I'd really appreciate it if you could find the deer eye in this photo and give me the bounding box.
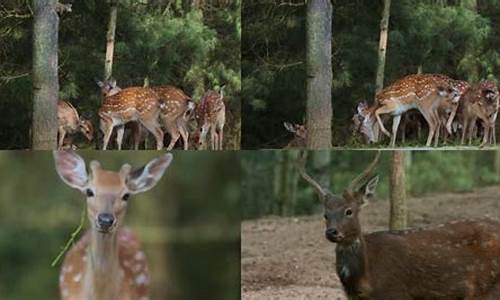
[86,189,94,197]
[122,193,130,201]
[345,208,353,216]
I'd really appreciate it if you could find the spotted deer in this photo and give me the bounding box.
[358,74,460,147]
[54,151,173,300]
[459,80,499,147]
[297,152,500,299]
[283,122,306,148]
[195,87,226,150]
[58,100,94,150]
[96,80,164,150]
[152,86,195,150]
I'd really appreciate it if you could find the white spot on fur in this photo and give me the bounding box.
[73,273,82,282]
[135,251,145,261]
[135,273,149,286]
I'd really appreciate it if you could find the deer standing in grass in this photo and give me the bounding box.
[97,80,164,150]
[357,74,460,147]
[58,100,94,150]
[54,151,172,300]
[298,152,500,299]
[195,88,226,150]
[283,122,306,148]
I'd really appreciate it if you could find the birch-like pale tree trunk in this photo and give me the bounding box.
[104,0,118,80]
[375,0,391,95]
[390,150,407,230]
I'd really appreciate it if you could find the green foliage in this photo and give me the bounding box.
[241,150,500,219]
[243,0,500,148]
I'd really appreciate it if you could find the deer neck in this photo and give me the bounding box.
[335,237,370,297]
[84,228,121,300]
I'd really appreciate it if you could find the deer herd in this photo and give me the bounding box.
[298,152,500,299]
[285,74,499,148]
[57,79,226,150]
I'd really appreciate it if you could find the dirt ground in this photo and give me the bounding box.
[241,186,500,299]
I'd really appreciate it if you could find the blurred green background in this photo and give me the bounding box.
[242,150,500,219]
[0,151,240,300]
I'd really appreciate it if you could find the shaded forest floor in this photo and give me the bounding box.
[241,185,500,299]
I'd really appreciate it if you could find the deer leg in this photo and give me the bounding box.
[177,119,189,150]
[116,125,125,150]
[375,106,392,138]
[419,110,435,147]
[480,119,490,148]
[140,119,164,150]
[468,118,477,145]
[390,115,401,147]
[101,121,114,150]
[218,124,224,150]
[58,128,66,150]
[461,117,469,145]
[433,111,441,147]
[210,126,217,150]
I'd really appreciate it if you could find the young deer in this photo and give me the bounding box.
[58,100,94,150]
[195,87,226,150]
[152,85,195,150]
[283,122,306,148]
[97,79,164,150]
[54,151,173,300]
[459,80,499,147]
[358,74,460,147]
[298,152,500,299]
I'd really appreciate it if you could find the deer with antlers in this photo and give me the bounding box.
[283,122,306,148]
[54,151,172,300]
[195,87,226,150]
[357,74,460,147]
[58,100,94,150]
[96,79,164,150]
[297,152,500,299]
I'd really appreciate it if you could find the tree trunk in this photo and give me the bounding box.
[306,0,332,149]
[375,0,391,95]
[312,151,331,191]
[32,0,59,150]
[390,150,407,230]
[104,0,118,80]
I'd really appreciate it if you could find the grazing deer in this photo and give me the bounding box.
[459,80,499,147]
[283,122,306,148]
[58,100,94,150]
[195,87,226,150]
[298,152,500,300]
[97,79,164,150]
[358,74,460,147]
[54,151,173,300]
[152,86,195,150]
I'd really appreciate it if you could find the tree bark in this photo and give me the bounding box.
[306,0,332,149]
[390,150,407,230]
[104,0,118,80]
[375,0,391,95]
[32,0,59,149]
[312,151,331,191]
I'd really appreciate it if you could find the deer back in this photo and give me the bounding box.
[58,100,81,131]
[152,85,193,120]
[99,87,161,121]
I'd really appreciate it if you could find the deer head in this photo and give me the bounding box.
[355,102,379,143]
[53,151,172,234]
[298,152,380,244]
[283,122,307,140]
[96,79,122,97]
[79,119,94,141]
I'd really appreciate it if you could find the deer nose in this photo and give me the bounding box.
[326,228,338,238]
[97,213,115,230]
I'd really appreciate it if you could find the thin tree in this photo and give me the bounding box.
[375,0,391,95]
[390,150,407,230]
[32,0,59,149]
[306,0,332,149]
[104,0,118,80]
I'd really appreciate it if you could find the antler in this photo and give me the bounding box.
[296,151,327,200]
[347,151,381,192]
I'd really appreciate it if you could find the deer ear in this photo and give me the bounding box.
[96,80,104,88]
[109,78,117,88]
[53,151,89,191]
[126,154,173,194]
[283,122,295,133]
[359,175,379,206]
